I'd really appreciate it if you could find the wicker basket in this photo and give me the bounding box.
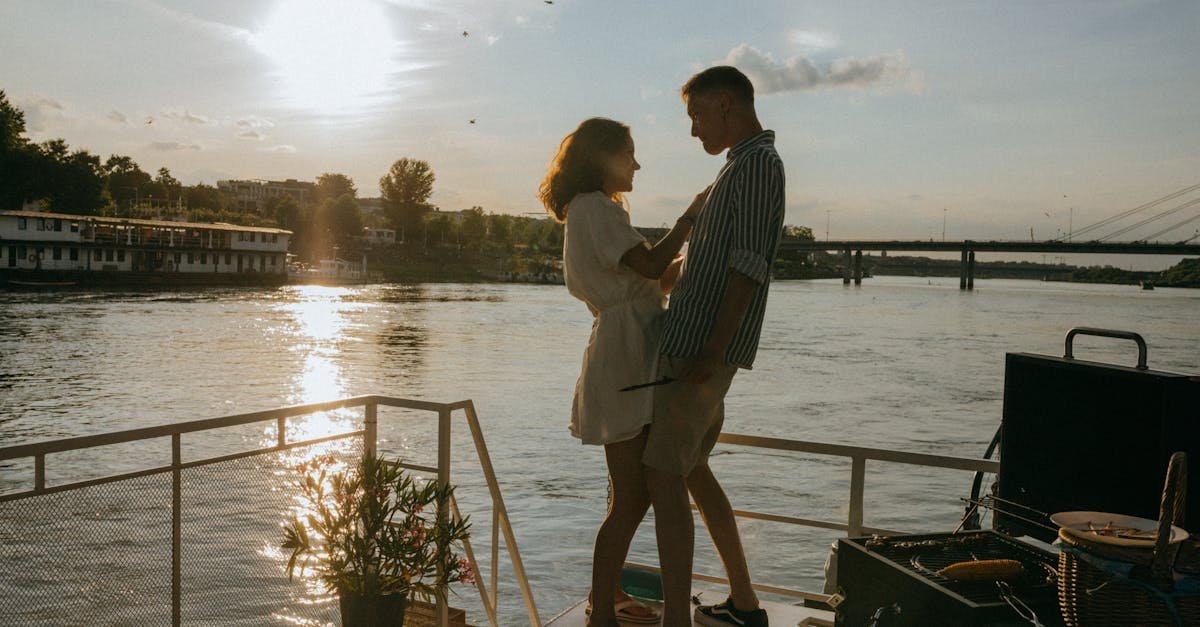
[1057,452,1200,626]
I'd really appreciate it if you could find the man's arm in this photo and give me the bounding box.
[680,269,758,383]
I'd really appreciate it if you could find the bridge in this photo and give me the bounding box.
[777,239,1200,289]
[778,182,1200,289]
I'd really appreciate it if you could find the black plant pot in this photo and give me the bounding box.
[338,592,408,626]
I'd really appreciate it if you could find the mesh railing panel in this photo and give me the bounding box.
[0,474,174,625]
[0,438,361,626]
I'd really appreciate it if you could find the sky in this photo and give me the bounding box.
[2,0,1199,269]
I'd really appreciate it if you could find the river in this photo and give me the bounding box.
[1,277,1197,624]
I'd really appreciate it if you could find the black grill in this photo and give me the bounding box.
[835,531,1063,626]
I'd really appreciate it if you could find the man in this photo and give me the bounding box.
[643,65,785,627]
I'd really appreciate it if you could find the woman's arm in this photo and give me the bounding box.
[620,187,708,279]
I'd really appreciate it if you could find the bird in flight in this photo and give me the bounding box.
[462,30,469,37]
[469,119,476,124]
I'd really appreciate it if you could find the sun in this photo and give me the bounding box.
[253,0,397,114]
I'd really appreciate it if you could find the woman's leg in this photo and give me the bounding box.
[588,430,651,626]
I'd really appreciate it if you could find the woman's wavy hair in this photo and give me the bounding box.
[538,117,631,223]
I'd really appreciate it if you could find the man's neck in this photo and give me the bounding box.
[725,114,763,150]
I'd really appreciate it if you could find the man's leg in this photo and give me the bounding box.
[645,465,694,627]
[687,461,760,612]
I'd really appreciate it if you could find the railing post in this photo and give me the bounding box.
[172,433,182,627]
[436,407,452,627]
[364,399,377,457]
[34,454,45,492]
[848,457,866,538]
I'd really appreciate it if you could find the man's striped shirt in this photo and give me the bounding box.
[660,130,785,369]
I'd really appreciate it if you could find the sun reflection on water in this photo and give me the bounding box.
[270,286,368,463]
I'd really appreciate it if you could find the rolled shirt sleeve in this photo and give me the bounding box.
[727,156,785,284]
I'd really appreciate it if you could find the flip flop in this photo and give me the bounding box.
[585,597,662,624]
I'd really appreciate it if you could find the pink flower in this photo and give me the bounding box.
[457,557,476,585]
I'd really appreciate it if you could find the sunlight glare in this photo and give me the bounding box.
[254,0,397,113]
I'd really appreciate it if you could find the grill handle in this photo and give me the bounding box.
[1063,327,1148,370]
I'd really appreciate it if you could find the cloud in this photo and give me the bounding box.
[162,108,212,125]
[486,35,501,46]
[261,144,297,154]
[149,141,202,151]
[236,116,274,129]
[106,110,129,124]
[117,0,252,44]
[788,30,839,51]
[723,44,922,94]
[16,95,69,132]
[236,130,266,141]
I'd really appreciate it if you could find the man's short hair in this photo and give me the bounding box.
[681,66,754,105]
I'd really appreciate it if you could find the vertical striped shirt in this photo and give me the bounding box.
[660,130,785,369]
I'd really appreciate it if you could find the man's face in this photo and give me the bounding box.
[686,91,729,155]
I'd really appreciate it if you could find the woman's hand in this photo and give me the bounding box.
[660,254,684,295]
[682,185,711,221]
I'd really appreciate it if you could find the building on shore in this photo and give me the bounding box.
[217,178,314,214]
[1,210,291,287]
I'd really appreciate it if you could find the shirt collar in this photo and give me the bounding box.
[726,130,774,161]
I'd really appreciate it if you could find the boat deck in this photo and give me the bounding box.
[546,589,834,627]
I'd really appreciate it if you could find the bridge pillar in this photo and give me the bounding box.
[967,251,976,290]
[843,248,851,284]
[959,250,968,290]
[853,250,863,285]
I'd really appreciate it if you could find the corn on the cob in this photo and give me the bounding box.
[936,559,1024,581]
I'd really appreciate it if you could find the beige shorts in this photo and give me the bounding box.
[642,354,738,477]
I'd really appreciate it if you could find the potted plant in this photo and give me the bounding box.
[282,451,473,626]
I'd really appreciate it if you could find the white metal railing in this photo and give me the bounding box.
[625,431,1001,605]
[0,395,540,627]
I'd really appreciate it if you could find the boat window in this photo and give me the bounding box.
[105,250,114,262]
[187,253,194,264]
[117,250,125,262]
[70,248,78,261]
[94,250,102,261]
[53,247,62,260]
[18,217,27,230]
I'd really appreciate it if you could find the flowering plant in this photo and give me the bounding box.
[281,451,474,604]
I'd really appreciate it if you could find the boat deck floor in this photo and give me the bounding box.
[546,589,834,627]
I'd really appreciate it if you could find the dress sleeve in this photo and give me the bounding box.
[587,198,648,273]
[728,153,785,284]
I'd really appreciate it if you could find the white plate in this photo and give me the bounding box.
[1050,511,1189,547]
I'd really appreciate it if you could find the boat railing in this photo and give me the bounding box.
[0,395,540,627]
[624,431,1001,605]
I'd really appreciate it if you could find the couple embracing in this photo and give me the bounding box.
[538,66,786,627]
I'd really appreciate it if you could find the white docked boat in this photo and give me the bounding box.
[0,210,291,288]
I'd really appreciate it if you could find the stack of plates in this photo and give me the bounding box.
[1050,511,1189,547]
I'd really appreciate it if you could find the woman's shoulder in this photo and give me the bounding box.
[569,191,622,214]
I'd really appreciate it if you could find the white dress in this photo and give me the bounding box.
[564,192,665,445]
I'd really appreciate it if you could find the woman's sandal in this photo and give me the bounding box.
[585,595,661,624]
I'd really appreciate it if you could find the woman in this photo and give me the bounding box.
[538,117,707,626]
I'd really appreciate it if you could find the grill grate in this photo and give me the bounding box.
[863,532,1057,605]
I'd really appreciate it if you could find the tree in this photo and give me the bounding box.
[314,173,357,205]
[104,155,153,209]
[156,167,182,205]
[0,90,26,152]
[380,158,435,233]
[460,207,487,246]
[0,91,40,209]
[33,139,107,214]
[183,183,227,213]
[782,224,815,241]
[312,193,363,249]
[264,194,301,230]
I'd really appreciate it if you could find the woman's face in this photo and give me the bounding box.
[602,136,640,195]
